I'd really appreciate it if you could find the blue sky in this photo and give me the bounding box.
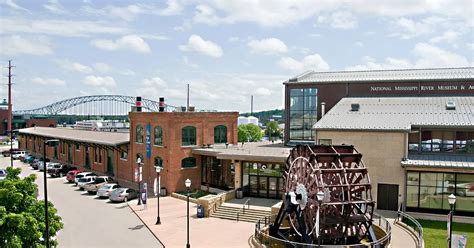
[0,0,472,112]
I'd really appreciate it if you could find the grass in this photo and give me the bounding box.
[418,219,474,248]
[176,190,215,199]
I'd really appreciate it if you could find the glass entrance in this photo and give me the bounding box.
[242,162,284,199]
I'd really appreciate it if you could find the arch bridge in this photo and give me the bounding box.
[13,95,177,116]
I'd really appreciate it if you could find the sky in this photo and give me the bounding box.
[0,0,473,113]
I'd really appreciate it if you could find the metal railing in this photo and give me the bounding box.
[236,198,250,222]
[395,210,424,248]
[254,213,392,247]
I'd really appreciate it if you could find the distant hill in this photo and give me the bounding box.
[240,109,284,125]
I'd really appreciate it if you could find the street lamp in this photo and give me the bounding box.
[8,130,15,168]
[137,157,143,205]
[155,166,163,225]
[185,178,191,248]
[316,191,324,247]
[448,194,457,248]
[43,139,59,248]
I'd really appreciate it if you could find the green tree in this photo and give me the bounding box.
[0,167,63,247]
[264,121,281,140]
[238,124,263,142]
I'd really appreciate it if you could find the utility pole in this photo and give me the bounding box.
[251,95,253,115]
[186,84,190,111]
[7,61,14,167]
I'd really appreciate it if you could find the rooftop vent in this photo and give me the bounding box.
[351,103,360,111]
[446,101,456,110]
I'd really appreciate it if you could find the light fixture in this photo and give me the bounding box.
[155,166,162,173]
[317,191,324,202]
[448,194,457,205]
[137,157,142,164]
[185,178,191,188]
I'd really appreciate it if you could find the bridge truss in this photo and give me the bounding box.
[13,95,177,116]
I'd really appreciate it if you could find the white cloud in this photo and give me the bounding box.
[82,1,182,21]
[468,43,474,50]
[1,0,28,11]
[0,35,53,56]
[57,60,93,73]
[248,38,288,55]
[32,77,66,86]
[179,35,223,58]
[255,87,271,96]
[413,42,470,68]
[345,56,412,71]
[390,17,432,39]
[158,0,183,16]
[143,77,167,87]
[278,54,330,73]
[43,0,67,14]
[355,41,364,47]
[0,17,127,37]
[317,11,358,29]
[93,63,111,73]
[429,30,459,44]
[83,75,116,87]
[91,35,151,53]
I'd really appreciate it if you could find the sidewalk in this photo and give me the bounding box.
[128,196,255,248]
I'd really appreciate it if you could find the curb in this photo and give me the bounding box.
[127,202,166,248]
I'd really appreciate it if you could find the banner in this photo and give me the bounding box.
[451,234,467,248]
[146,123,151,159]
[142,182,147,205]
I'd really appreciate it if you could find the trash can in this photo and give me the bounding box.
[236,189,243,199]
[160,187,167,196]
[197,205,204,218]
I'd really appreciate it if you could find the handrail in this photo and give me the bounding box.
[396,210,424,248]
[236,198,250,222]
[254,213,392,247]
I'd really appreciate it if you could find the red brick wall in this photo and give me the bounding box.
[25,119,57,128]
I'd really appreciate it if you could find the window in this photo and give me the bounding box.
[318,139,332,145]
[154,126,163,146]
[408,132,419,152]
[289,87,318,141]
[182,126,196,146]
[136,153,144,164]
[154,157,163,168]
[120,151,128,160]
[75,143,80,150]
[456,132,474,153]
[214,125,227,143]
[136,125,144,143]
[181,157,196,168]
[98,148,102,163]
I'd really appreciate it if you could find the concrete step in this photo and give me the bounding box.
[211,205,270,223]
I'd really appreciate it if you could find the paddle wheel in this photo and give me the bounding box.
[270,144,376,245]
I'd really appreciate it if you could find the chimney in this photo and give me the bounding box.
[188,106,195,112]
[351,103,360,111]
[446,101,456,110]
[321,102,326,116]
[159,97,165,112]
[135,96,142,112]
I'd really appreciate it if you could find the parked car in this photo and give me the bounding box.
[0,169,6,181]
[109,188,137,202]
[74,172,97,185]
[33,159,50,170]
[2,148,20,157]
[77,175,97,190]
[456,183,474,197]
[21,155,35,163]
[48,164,76,177]
[66,170,83,183]
[84,176,114,194]
[11,151,27,160]
[39,161,56,172]
[97,183,121,198]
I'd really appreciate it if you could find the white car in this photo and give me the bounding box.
[74,172,96,185]
[0,169,6,180]
[77,176,97,190]
[39,162,57,172]
[11,151,26,160]
[97,183,121,198]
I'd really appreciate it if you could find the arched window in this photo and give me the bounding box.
[136,153,144,163]
[154,157,163,168]
[154,126,163,146]
[136,125,144,143]
[214,125,227,143]
[182,126,196,146]
[181,157,196,168]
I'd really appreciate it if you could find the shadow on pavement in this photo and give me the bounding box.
[128,225,144,230]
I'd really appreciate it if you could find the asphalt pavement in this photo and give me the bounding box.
[0,147,162,248]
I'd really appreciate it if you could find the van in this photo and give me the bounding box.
[11,151,26,160]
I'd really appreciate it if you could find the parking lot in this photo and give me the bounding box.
[0,147,162,248]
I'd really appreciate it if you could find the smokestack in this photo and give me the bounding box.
[135,96,142,112]
[251,95,253,115]
[159,97,165,112]
[321,102,326,116]
[187,84,190,112]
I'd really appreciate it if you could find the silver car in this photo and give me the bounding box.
[97,183,121,198]
[74,172,96,185]
[109,188,138,202]
[77,176,96,190]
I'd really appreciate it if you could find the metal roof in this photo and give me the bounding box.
[19,127,130,146]
[313,96,474,131]
[192,142,290,163]
[401,154,474,169]
[286,67,474,84]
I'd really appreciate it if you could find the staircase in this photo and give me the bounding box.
[210,204,271,223]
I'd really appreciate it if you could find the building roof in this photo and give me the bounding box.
[401,154,474,169]
[286,67,474,84]
[314,96,474,131]
[19,127,130,146]
[192,142,290,163]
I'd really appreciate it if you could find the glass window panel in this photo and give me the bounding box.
[250,176,258,195]
[136,125,144,143]
[249,163,259,175]
[181,157,196,168]
[154,126,163,146]
[290,130,304,140]
[456,132,468,152]
[406,185,419,207]
[182,126,196,146]
[304,96,317,111]
[214,125,227,143]
[420,172,439,187]
[290,88,304,96]
[290,96,304,111]
[419,186,443,209]
[304,88,318,96]
[407,172,420,185]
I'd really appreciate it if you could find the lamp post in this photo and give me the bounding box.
[155,166,162,225]
[448,194,457,248]
[137,157,143,205]
[316,191,324,247]
[43,139,59,248]
[9,130,14,168]
[185,178,191,248]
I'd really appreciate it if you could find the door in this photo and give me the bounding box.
[85,147,91,169]
[107,150,114,176]
[377,184,399,211]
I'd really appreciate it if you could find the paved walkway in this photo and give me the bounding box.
[377,210,418,248]
[128,196,255,248]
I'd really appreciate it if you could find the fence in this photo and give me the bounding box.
[395,211,424,248]
[254,213,391,247]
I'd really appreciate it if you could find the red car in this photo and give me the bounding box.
[66,170,83,183]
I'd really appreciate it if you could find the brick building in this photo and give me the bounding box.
[18,111,238,194]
